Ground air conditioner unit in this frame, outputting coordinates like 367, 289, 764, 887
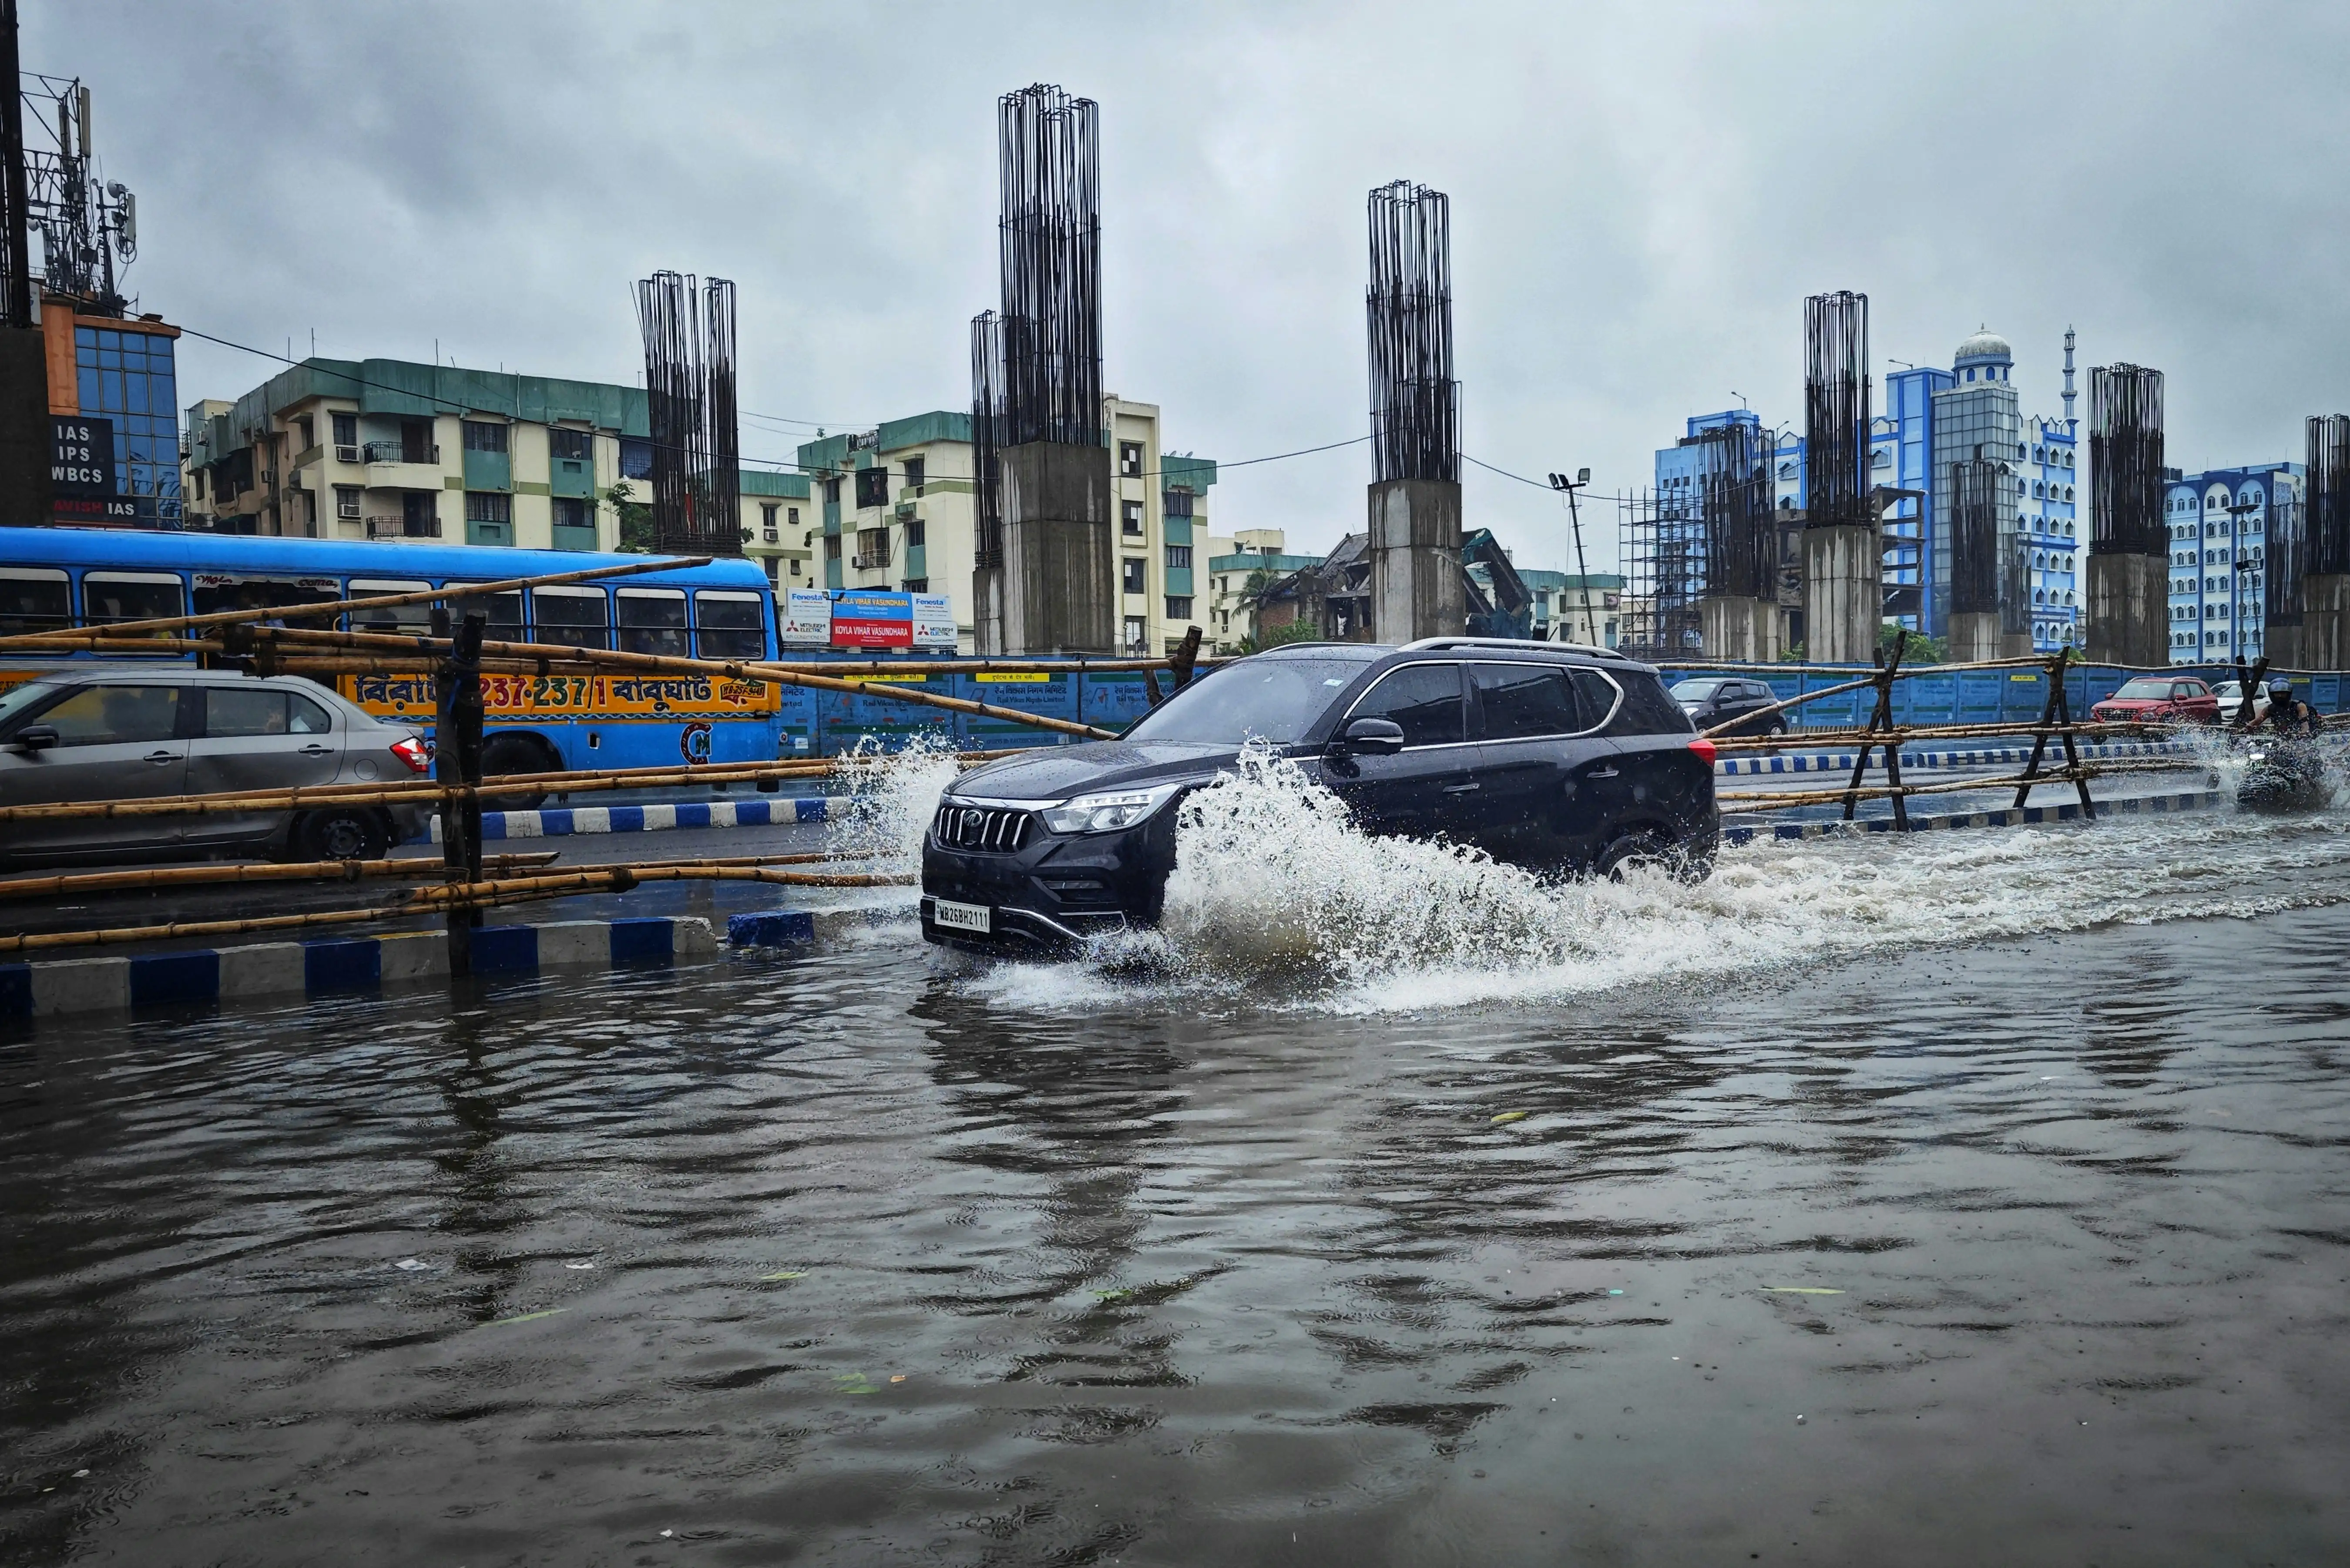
333, 443, 360, 463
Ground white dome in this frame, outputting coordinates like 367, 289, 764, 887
1954, 329, 2013, 366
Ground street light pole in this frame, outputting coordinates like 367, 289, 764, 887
2228, 496, 2262, 664
1547, 468, 1600, 645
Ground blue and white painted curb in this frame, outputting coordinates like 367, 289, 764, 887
1715, 739, 2189, 776
0, 916, 735, 1021
431, 794, 859, 843
1721, 787, 2226, 845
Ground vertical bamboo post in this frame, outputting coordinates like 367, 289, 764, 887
1169, 625, 1203, 692
1842, 636, 1907, 826
434, 608, 487, 975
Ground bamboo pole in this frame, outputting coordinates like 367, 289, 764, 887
0, 847, 884, 903
1708, 719, 2175, 751
242, 625, 1120, 741
1723, 766, 2101, 809
0, 556, 715, 649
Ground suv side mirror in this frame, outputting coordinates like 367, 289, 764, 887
4, 725, 59, 753
1337, 717, 1406, 757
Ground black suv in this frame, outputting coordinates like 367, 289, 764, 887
1669, 675, 1788, 736
920, 639, 1719, 954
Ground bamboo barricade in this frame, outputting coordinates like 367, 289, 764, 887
226, 623, 1122, 741
20, 641, 1225, 681
0, 556, 714, 651
0, 847, 888, 903
0, 862, 918, 956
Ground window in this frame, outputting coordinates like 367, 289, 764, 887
553, 496, 591, 531
1120, 440, 1144, 478
465, 492, 511, 524
615, 588, 690, 657
1165, 544, 1192, 570
1122, 499, 1145, 534
1165, 596, 1193, 620
532, 587, 610, 650
902, 577, 928, 592
0, 569, 70, 635
334, 484, 361, 520
787, 506, 799, 525
692, 590, 764, 660
906, 517, 926, 547
1122, 557, 1147, 594
854, 466, 889, 509
82, 571, 185, 631
824, 535, 842, 561
332, 412, 358, 452
902, 456, 925, 493
295, 415, 315, 452
205, 686, 331, 738
345, 579, 436, 635
1351, 663, 1465, 747
26, 684, 184, 746
1471, 662, 1591, 739
855, 527, 891, 568
549, 428, 592, 462
1123, 616, 1147, 650
461, 420, 508, 453
761, 503, 779, 531
620, 437, 654, 480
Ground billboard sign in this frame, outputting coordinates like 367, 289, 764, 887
832, 589, 913, 650
779, 588, 834, 648
910, 593, 958, 651
779, 588, 960, 653
50, 416, 115, 497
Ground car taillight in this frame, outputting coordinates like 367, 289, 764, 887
1687, 736, 1718, 765
390, 736, 431, 774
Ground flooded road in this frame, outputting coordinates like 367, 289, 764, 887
5, 796, 2350, 1564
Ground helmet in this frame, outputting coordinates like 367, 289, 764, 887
2268, 679, 2296, 701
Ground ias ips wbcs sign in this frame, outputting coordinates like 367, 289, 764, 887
50, 416, 134, 520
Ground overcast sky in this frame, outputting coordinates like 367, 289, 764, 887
30, 1, 2350, 570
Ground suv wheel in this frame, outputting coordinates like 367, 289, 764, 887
1595, 830, 1670, 882
298, 808, 389, 863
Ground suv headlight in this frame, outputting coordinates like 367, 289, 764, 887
1040, 782, 1182, 835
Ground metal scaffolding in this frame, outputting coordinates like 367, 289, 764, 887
1803, 291, 1870, 531
632, 271, 742, 557
2088, 364, 2165, 557
1617, 488, 1702, 658
968, 309, 1007, 568
1366, 180, 1458, 484
1949, 457, 2025, 632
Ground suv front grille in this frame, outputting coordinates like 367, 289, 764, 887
932, 803, 1031, 853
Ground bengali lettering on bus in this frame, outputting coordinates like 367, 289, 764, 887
342, 671, 780, 719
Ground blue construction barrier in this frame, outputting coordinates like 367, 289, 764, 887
1659, 660, 2343, 731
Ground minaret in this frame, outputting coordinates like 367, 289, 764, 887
2061, 326, 2077, 426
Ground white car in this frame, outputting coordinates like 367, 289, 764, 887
2212, 680, 2271, 727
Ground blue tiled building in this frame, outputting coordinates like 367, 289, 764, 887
2163, 463, 2300, 664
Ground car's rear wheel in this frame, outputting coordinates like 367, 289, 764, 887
1596, 829, 1714, 886
298, 808, 389, 863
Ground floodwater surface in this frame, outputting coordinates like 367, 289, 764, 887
3, 775, 2349, 1565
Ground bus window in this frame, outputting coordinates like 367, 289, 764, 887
616, 588, 689, 657
694, 590, 765, 659
81, 571, 186, 638
346, 579, 434, 635
480, 591, 524, 643
0, 569, 70, 635
531, 586, 609, 650
191, 573, 343, 627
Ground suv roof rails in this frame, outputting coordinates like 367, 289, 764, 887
1400, 636, 1632, 660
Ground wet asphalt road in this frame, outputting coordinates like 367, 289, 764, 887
2, 854, 2345, 1565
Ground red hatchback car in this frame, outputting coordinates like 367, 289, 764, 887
2092, 675, 2220, 725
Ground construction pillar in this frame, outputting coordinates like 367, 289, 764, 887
1801, 526, 1879, 663
1699, 596, 1779, 663
1368, 478, 1464, 645
2300, 574, 2350, 670
983, 440, 1113, 655
2086, 554, 2167, 667
433, 609, 486, 977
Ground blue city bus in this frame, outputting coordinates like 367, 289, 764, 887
0, 529, 786, 776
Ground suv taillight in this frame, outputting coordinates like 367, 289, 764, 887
390, 736, 431, 774
1686, 736, 1718, 766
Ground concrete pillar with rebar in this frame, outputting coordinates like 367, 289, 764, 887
1799, 292, 1878, 663
2085, 364, 2168, 667
1366, 180, 1464, 645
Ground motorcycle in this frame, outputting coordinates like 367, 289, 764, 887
2236, 738, 2334, 813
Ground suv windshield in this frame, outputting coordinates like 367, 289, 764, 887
2114, 678, 2174, 699
1670, 679, 1726, 701
1121, 655, 1373, 745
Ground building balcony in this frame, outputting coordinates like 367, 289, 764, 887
362, 440, 438, 465
365, 514, 441, 540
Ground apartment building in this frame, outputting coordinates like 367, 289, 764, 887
1205, 528, 1320, 651
796, 397, 1218, 654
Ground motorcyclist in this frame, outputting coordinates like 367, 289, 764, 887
2264, 679, 2321, 739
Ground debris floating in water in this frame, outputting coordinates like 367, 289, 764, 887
759, 1269, 807, 1281
1491, 1110, 1530, 1124
1763, 1286, 1845, 1295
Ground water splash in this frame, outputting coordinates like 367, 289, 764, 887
824, 735, 964, 874
958, 744, 2350, 1017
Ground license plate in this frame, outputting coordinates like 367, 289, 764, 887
930, 897, 991, 934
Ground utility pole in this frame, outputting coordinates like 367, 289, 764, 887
2229, 495, 2263, 664
0, 0, 31, 328
1548, 468, 1600, 645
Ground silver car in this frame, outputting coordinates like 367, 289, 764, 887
0, 666, 433, 866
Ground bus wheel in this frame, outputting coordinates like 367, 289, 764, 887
479, 734, 556, 810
